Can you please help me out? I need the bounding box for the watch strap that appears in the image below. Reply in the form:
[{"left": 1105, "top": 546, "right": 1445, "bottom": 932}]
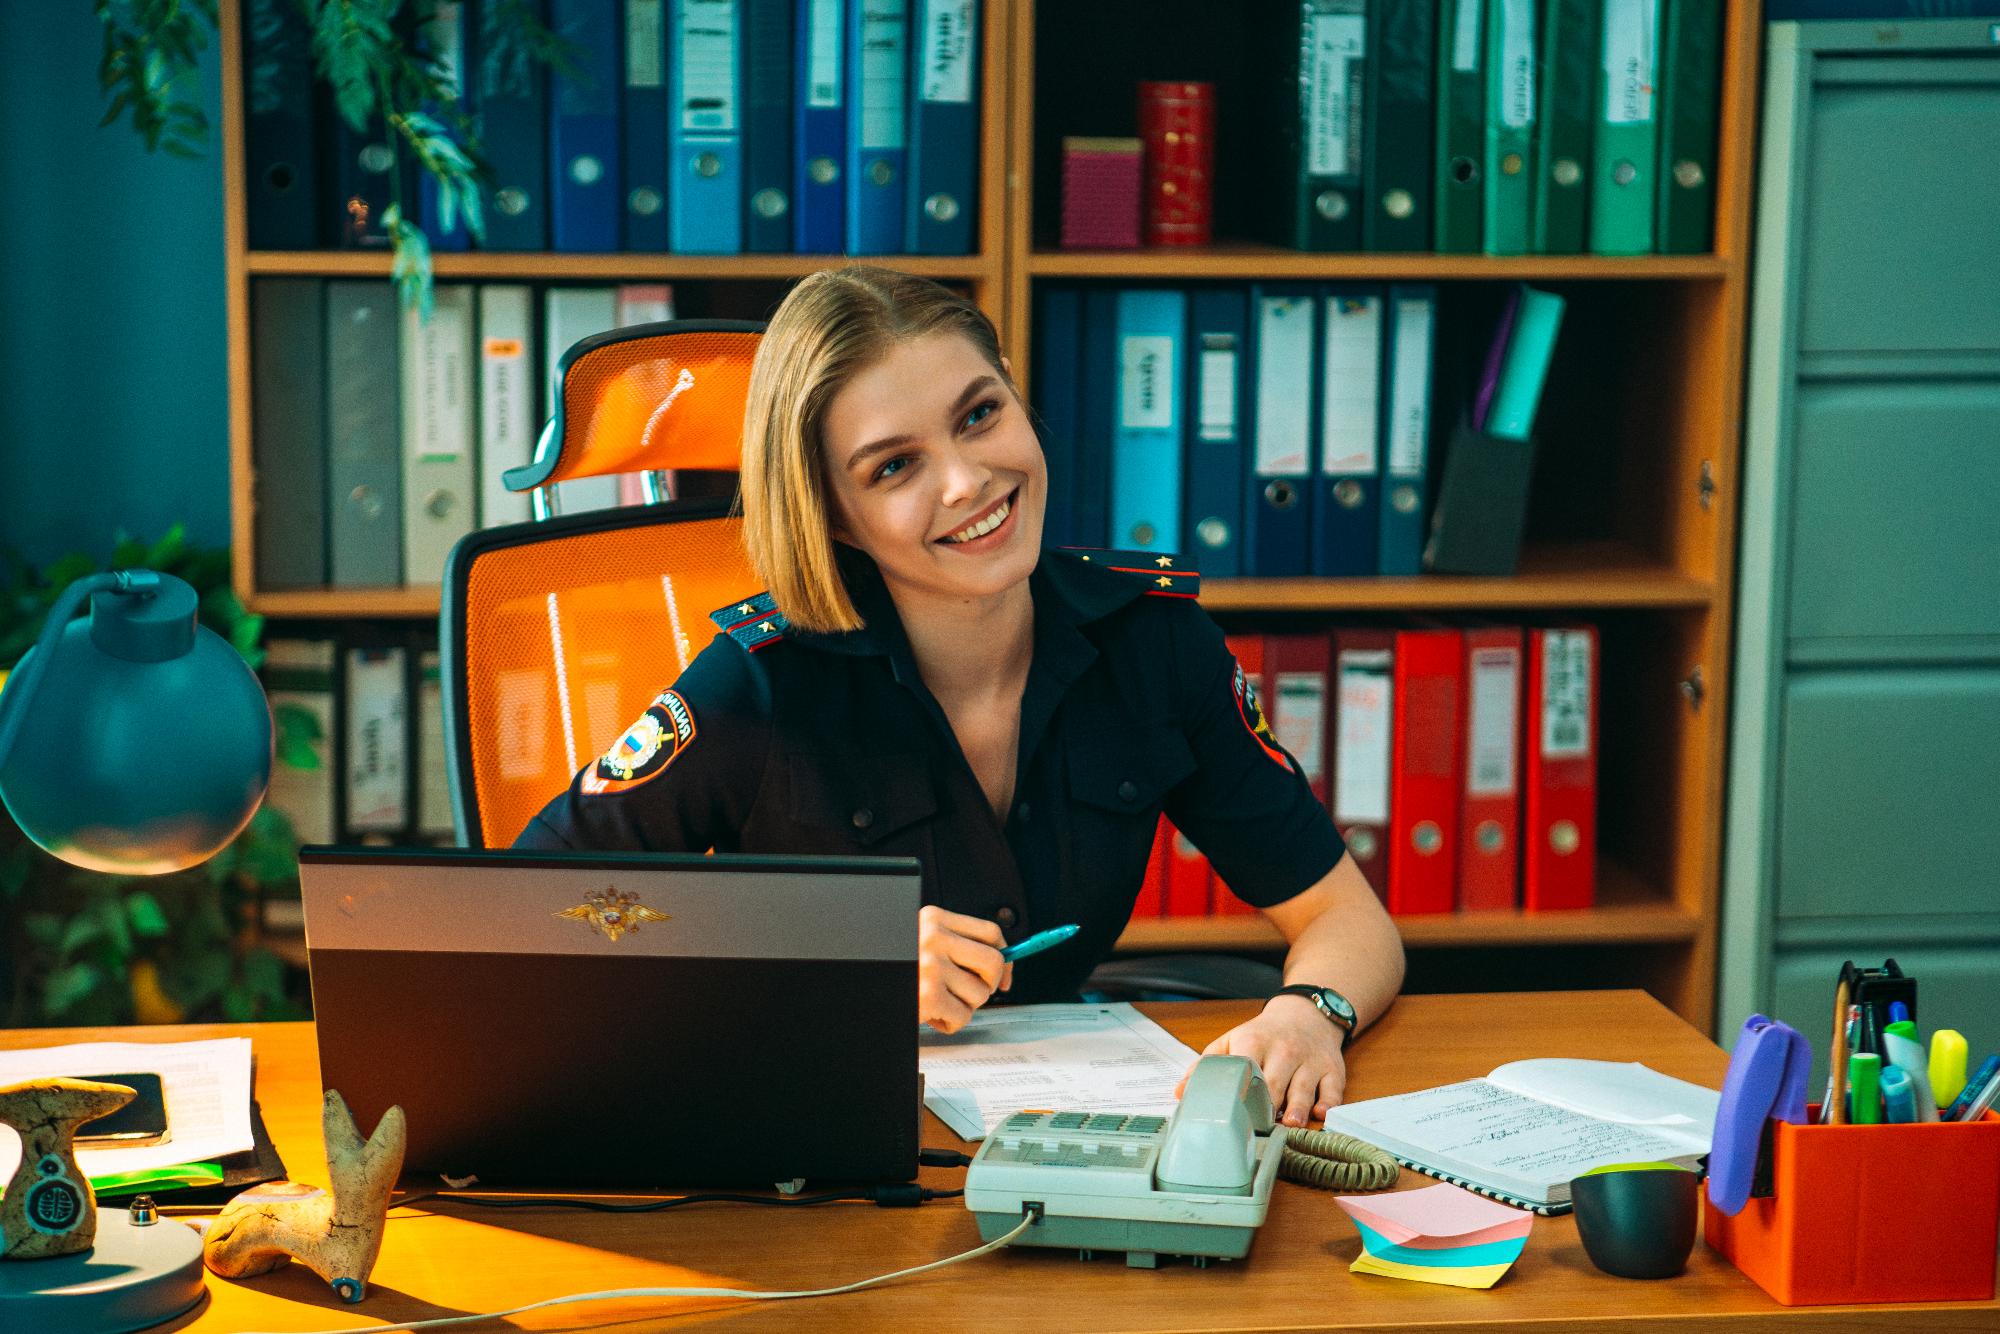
[{"left": 1273, "top": 984, "right": 1358, "bottom": 1048}]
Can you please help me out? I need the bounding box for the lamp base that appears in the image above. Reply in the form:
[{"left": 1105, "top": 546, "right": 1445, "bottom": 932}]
[{"left": 0, "top": 1212, "right": 205, "bottom": 1332}]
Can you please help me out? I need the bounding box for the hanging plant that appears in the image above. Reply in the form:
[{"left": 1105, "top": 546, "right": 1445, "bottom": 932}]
[{"left": 93, "top": 0, "right": 572, "bottom": 312}]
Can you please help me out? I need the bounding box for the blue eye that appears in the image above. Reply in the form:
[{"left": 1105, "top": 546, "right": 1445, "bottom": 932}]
[
  {"left": 874, "top": 455, "right": 909, "bottom": 482},
  {"left": 963, "top": 398, "right": 1000, "bottom": 430}
]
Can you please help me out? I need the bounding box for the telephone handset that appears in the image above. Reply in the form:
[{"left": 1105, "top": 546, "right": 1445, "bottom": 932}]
[{"left": 963, "top": 1055, "right": 1287, "bottom": 1268}]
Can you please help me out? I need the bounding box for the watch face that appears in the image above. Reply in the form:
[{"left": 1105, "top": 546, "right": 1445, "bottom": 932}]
[{"left": 1315, "top": 988, "right": 1357, "bottom": 1025}]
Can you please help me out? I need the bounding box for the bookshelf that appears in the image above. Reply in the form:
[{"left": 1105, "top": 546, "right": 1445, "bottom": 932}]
[
  {"left": 1003, "top": 0, "right": 1762, "bottom": 1033},
  {"left": 220, "top": 0, "right": 1762, "bottom": 1032}
]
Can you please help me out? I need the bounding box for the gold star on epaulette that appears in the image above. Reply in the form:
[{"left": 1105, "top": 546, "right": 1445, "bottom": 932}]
[
  {"left": 1155, "top": 556, "right": 1174, "bottom": 568},
  {"left": 709, "top": 590, "right": 778, "bottom": 633},
  {"left": 1061, "top": 547, "right": 1202, "bottom": 598}
]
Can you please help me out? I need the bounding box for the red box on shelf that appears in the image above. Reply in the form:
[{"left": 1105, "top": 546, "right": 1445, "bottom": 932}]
[
  {"left": 1702, "top": 1106, "right": 2000, "bottom": 1305},
  {"left": 1060, "top": 136, "right": 1143, "bottom": 250},
  {"left": 1138, "top": 81, "right": 1214, "bottom": 247}
]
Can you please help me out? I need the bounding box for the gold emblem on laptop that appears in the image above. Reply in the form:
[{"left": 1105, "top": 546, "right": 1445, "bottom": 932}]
[{"left": 556, "top": 888, "right": 670, "bottom": 942}]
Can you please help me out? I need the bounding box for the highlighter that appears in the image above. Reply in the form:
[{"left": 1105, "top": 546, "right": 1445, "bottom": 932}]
[
  {"left": 1882, "top": 1030, "right": 1940, "bottom": 1121},
  {"left": 1943, "top": 1054, "right": 2000, "bottom": 1122},
  {"left": 1848, "top": 1053, "right": 1883, "bottom": 1125},
  {"left": 1879, "top": 1066, "right": 1917, "bottom": 1124},
  {"left": 1931, "top": 1029, "right": 1970, "bottom": 1108}
]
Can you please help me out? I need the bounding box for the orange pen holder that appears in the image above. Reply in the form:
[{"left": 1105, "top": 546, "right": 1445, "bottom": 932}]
[{"left": 1703, "top": 1105, "right": 2000, "bottom": 1305}]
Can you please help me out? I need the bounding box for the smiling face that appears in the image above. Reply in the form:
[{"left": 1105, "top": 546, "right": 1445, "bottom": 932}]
[{"left": 819, "top": 331, "right": 1047, "bottom": 609}]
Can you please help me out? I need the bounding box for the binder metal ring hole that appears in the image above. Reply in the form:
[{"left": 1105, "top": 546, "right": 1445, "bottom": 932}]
[
  {"left": 753, "top": 188, "right": 790, "bottom": 219},
  {"left": 496, "top": 187, "right": 529, "bottom": 216},
  {"left": 1196, "top": 518, "right": 1229, "bottom": 549},
  {"left": 1314, "top": 190, "right": 1348, "bottom": 221},
  {"left": 1263, "top": 480, "right": 1297, "bottom": 510},
  {"left": 1550, "top": 820, "right": 1581, "bottom": 855},
  {"left": 924, "top": 193, "right": 959, "bottom": 222},
  {"left": 808, "top": 156, "right": 838, "bottom": 185},
  {"left": 1553, "top": 158, "right": 1582, "bottom": 187},
  {"left": 1347, "top": 828, "right": 1378, "bottom": 862},
  {"left": 693, "top": 152, "right": 722, "bottom": 180},
  {"left": 628, "top": 188, "right": 662, "bottom": 217},
  {"left": 572, "top": 155, "right": 604, "bottom": 185},
  {"left": 1413, "top": 822, "right": 1443, "bottom": 856},
  {"left": 1334, "top": 479, "right": 1365, "bottom": 509}
]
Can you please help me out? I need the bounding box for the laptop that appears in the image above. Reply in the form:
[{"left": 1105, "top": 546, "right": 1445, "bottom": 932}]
[{"left": 298, "top": 846, "right": 921, "bottom": 1189}]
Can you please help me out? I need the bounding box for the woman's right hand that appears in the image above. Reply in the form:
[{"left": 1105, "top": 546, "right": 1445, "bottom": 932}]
[{"left": 918, "top": 905, "right": 1014, "bottom": 1034}]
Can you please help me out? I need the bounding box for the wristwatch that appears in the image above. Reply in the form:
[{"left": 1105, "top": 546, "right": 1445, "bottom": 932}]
[{"left": 1271, "top": 984, "right": 1359, "bottom": 1049}]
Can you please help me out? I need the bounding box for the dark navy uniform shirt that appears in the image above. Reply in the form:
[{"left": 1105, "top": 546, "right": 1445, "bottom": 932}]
[{"left": 517, "top": 544, "right": 1347, "bottom": 1003}]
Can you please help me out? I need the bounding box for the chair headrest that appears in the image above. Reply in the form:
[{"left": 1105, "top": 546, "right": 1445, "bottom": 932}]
[{"left": 504, "top": 320, "right": 764, "bottom": 491}]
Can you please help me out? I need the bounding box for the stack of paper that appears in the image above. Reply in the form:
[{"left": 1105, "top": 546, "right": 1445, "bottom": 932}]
[
  {"left": 1334, "top": 1183, "right": 1534, "bottom": 1289},
  {"left": 0, "top": 1038, "right": 255, "bottom": 1194}
]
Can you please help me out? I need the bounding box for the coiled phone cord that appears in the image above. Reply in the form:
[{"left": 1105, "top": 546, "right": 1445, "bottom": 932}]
[{"left": 1277, "top": 1128, "right": 1401, "bottom": 1192}]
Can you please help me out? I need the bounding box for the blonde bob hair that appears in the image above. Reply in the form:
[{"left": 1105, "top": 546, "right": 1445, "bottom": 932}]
[{"left": 740, "top": 265, "right": 1011, "bottom": 634}]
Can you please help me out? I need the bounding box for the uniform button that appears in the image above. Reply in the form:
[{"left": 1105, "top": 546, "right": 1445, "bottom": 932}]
[
  {"left": 1016, "top": 802, "right": 1031, "bottom": 823},
  {"left": 852, "top": 808, "right": 874, "bottom": 831},
  {"left": 996, "top": 906, "right": 1018, "bottom": 928},
  {"left": 1117, "top": 780, "right": 1139, "bottom": 803}
]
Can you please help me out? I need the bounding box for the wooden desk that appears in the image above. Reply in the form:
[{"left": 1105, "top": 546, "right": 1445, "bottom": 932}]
[{"left": 10, "top": 991, "right": 1998, "bottom": 1332}]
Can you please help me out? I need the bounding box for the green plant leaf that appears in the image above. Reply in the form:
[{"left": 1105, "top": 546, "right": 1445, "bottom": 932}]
[
  {"left": 220, "top": 983, "right": 256, "bottom": 1023},
  {"left": 24, "top": 913, "right": 62, "bottom": 949},
  {"left": 60, "top": 911, "right": 102, "bottom": 957},
  {"left": 242, "top": 948, "right": 286, "bottom": 1003},
  {"left": 126, "top": 891, "right": 171, "bottom": 939},
  {"left": 44, "top": 962, "right": 102, "bottom": 1017},
  {"left": 170, "top": 949, "right": 231, "bottom": 1012}
]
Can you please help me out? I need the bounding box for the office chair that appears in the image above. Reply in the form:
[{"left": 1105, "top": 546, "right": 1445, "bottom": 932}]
[
  {"left": 440, "top": 320, "right": 764, "bottom": 848},
  {"left": 438, "top": 316, "right": 1277, "bottom": 1002}
]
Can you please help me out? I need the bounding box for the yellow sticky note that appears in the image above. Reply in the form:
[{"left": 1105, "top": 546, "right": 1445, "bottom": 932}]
[{"left": 1350, "top": 1251, "right": 1514, "bottom": 1290}]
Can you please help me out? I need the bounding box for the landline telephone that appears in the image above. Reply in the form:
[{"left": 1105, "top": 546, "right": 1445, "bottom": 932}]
[{"left": 963, "top": 1055, "right": 1286, "bottom": 1268}]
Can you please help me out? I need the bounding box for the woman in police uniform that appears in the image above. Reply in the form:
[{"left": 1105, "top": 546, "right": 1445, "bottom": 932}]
[{"left": 519, "top": 266, "right": 1405, "bottom": 1127}]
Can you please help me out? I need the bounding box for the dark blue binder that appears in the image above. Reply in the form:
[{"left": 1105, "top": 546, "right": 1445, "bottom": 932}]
[
  {"left": 670, "top": 0, "right": 745, "bottom": 253},
  {"left": 793, "top": 0, "right": 845, "bottom": 252},
  {"left": 1033, "top": 285, "right": 1082, "bottom": 549},
  {"left": 1377, "top": 284, "right": 1436, "bottom": 576},
  {"left": 904, "top": 0, "right": 978, "bottom": 255},
  {"left": 1075, "top": 287, "right": 1120, "bottom": 551},
  {"left": 417, "top": 2, "right": 473, "bottom": 251},
  {"left": 322, "top": 108, "right": 396, "bottom": 248},
  {"left": 744, "top": 0, "right": 795, "bottom": 251},
  {"left": 1310, "top": 286, "right": 1384, "bottom": 578},
  {"left": 1243, "top": 285, "right": 1318, "bottom": 577},
  {"left": 474, "top": 0, "right": 551, "bottom": 251},
  {"left": 622, "top": 0, "right": 672, "bottom": 250},
  {"left": 1184, "top": 287, "right": 1248, "bottom": 579},
  {"left": 844, "top": 0, "right": 908, "bottom": 254},
  {"left": 550, "top": 0, "right": 623, "bottom": 252},
  {"left": 243, "top": 0, "right": 319, "bottom": 250}
]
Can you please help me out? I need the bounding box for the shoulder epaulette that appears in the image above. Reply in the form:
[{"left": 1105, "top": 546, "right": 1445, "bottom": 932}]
[
  {"left": 709, "top": 592, "right": 789, "bottom": 653},
  {"left": 1059, "top": 547, "right": 1201, "bottom": 599}
]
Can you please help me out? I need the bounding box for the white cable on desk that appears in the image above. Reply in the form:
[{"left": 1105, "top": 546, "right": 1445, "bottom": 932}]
[{"left": 238, "top": 1212, "right": 1036, "bottom": 1334}]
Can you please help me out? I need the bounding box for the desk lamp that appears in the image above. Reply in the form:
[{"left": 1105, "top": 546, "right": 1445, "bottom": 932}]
[{"left": 0, "top": 569, "right": 272, "bottom": 1332}]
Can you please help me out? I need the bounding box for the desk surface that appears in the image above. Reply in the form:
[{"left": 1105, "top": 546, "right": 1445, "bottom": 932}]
[{"left": 9, "top": 990, "right": 1998, "bottom": 1333}]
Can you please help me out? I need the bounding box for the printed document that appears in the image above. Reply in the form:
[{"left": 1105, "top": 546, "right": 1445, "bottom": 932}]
[
  {"left": 0, "top": 1038, "right": 255, "bottom": 1180},
  {"left": 919, "top": 1003, "right": 1199, "bottom": 1140}
]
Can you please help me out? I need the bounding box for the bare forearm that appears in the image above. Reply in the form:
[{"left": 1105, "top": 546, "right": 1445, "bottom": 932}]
[{"left": 1270, "top": 854, "right": 1406, "bottom": 1033}]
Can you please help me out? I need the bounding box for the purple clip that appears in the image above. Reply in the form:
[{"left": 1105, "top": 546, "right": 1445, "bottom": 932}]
[{"left": 1707, "top": 1014, "right": 1812, "bottom": 1216}]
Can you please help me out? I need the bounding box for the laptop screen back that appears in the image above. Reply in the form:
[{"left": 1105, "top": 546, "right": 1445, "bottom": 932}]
[{"left": 300, "top": 847, "right": 921, "bottom": 1188}]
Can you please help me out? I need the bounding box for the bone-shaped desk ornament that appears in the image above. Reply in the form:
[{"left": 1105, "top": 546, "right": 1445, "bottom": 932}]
[
  {"left": 200, "top": 1089, "right": 405, "bottom": 1303},
  {"left": 0, "top": 1077, "right": 138, "bottom": 1259}
]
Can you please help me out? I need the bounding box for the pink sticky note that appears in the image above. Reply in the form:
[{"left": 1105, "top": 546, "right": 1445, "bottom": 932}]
[{"left": 1334, "top": 1183, "right": 1533, "bottom": 1246}]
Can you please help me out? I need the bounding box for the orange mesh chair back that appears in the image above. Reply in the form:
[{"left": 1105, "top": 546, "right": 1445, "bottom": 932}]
[{"left": 442, "top": 322, "right": 763, "bottom": 848}]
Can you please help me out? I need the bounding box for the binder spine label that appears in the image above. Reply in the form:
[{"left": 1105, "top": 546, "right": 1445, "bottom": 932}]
[
  {"left": 1119, "top": 335, "right": 1174, "bottom": 431},
  {"left": 1540, "top": 631, "right": 1593, "bottom": 758},
  {"left": 1254, "top": 298, "right": 1312, "bottom": 475},
  {"left": 859, "top": 1, "right": 909, "bottom": 147},
  {"left": 1452, "top": 0, "right": 1481, "bottom": 70},
  {"left": 807, "top": 0, "right": 841, "bottom": 106},
  {"left": 1307, "top": 14, "right": 1366, "bottom": 176},
  {"left": 1498, "top": 0, "right": 1536, "bottom": 129},
  {"left": 1197, "top": 337, "right": 1238, "bottom": 442},
  {"left": 1321, "top": 295, "right": 1381, "bottom": 474},
  {"left": 628, "top": 0, "right": 666, "bottom": 84},
  {"left": 1272, "top": 671, "right": 1328, "bottom": 786},
  {"left": 1335, "top": 651, "right": 1393, "bottom": 824},
  {"left": 1386, "top": 297, "right": 1433, "bottom": 475},
  {"left": 681, "top": 0, "right": 740, "bottom": 130},
  {"left": 919, "top": 0, "right": 974, "bottom": 103},
  {"left": 1603, "top": 0, "right": 1656, "bottom": 126},
  {"left": 1467, "top": 646, "right": 1521, "bottom": 796}
]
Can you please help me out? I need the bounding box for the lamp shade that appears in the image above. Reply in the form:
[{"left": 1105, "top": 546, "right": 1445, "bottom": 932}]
[{"left": 0, "top": 574, "right": 272, "bottom": 874}]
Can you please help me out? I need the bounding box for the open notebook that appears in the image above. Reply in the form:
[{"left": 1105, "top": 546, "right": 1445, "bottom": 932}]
[{"left": 1322, "top": 1059, "right": 1720, "bottom": 1214}]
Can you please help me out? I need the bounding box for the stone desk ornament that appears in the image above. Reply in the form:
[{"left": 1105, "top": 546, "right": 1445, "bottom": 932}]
[
  {"left": 0, "top": 1076, "right": 136, "bottom": 1259},
  {"left": 200, "top": 1089, "right": 406, "bottom": 1303}
]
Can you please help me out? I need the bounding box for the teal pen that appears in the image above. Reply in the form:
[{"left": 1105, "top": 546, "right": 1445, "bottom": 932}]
[{"left": 1000, "top": 923, "right": 1080, "bottom": 963}]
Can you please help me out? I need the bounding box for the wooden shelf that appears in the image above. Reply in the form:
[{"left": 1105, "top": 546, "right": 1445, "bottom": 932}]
[
  {"left": 1200, "top": 543, "right": 1713, "bottom": 613},
  {"left": 1029, "top": 244, "right": 1731, "bottom": 282},
  {"left": 246, "top": 250, "right": 997, "bottom": 281},
  {"left": 249, "top": 542, "right": 1710, "bottom": 619},
  {"left": 1115, "top": 864, "right": 1699, "bottom": 954}
]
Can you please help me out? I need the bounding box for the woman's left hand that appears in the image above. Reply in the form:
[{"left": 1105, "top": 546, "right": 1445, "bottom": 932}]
[{"left": 1178, "top": 994, "right": 1347, "bottom": 1128}]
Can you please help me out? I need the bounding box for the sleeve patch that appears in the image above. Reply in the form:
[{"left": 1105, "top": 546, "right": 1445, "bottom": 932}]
[
  {"left": 581, "top": 689, "right": 697, "bottom": 796},
  {"left": 1233, "top": 662, "right": 1294, "bottom": 773}
]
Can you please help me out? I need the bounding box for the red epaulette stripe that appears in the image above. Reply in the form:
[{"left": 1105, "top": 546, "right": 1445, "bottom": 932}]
[{"left": 1103, "top": 566, "right": 1202, "bottom": 578}]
